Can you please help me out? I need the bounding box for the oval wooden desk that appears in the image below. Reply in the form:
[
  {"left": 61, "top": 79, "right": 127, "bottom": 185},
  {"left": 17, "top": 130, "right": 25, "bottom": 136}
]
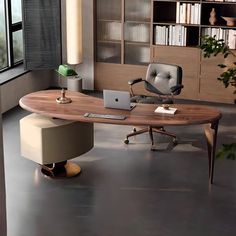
[{"left": 19, "top": 90, "right": 222, "bottom": 184}]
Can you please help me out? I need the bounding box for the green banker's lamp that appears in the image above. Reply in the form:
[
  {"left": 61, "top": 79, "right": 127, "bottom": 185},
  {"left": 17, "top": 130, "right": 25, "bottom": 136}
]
[{"left": 56, "top": 64, "right": 78, "bottom": 104}]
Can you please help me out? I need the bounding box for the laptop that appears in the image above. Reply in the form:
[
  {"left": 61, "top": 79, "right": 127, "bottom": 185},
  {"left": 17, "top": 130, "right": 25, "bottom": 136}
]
[{"left": 103, "top": 90, "right": 136, "bottom": 110}]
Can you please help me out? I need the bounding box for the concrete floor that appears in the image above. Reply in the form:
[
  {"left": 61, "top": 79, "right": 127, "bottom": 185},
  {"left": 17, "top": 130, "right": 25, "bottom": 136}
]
[{"left": 2, "top": 101, "right": 236, "bottom": 236}]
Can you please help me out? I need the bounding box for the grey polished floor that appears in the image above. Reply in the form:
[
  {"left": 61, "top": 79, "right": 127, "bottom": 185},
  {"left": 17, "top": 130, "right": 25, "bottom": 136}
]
[{"left": 3, "top": 102, "right": 236, "bottom": 236}]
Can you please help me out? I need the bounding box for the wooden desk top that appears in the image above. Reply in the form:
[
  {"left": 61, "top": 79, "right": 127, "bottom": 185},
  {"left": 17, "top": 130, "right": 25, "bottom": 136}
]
[{"left": 19, "top": 90, "right": 222, "bottom": 126}]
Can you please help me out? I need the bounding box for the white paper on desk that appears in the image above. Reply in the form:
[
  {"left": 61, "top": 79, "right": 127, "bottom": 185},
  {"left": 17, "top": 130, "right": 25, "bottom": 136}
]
[{"left": 154, "top": 106, "right": 177, "bottom": 115}]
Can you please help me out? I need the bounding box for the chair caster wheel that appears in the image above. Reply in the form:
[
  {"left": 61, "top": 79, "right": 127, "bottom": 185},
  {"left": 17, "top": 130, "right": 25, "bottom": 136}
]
[
  {"left": 173, "top": 138, "right": 178, "bottom": 145},
  {"left": 133, "top": 128, "right": 136, "bottom": 132},
  {"left": 124, "top": 139, "right": 129, "bottom": 144}
]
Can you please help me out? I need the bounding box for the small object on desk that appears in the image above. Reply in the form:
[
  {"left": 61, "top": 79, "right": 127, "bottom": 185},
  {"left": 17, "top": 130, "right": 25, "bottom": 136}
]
[
  {"left": 155, "top": 106, "right": 177, "bottom": 115},
  {"left": 162, "top": 104, "right": 170, "bottom": 110},
  {"left": 84, "top": 113, "right": 126, "bottom": 120}
]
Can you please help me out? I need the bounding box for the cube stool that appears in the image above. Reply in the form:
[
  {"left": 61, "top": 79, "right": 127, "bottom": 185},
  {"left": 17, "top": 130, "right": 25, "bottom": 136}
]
[{"left": 20, "top": 113, "right": 94, "bottom": 177}]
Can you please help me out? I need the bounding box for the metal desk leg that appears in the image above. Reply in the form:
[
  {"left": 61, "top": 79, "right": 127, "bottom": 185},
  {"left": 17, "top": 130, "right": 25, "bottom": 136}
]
[{"left": 204, "top": 120, "right": 219, "bottom": 184}]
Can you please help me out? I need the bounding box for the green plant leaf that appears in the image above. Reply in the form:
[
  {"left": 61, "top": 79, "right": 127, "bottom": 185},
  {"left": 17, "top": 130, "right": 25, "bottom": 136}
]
[
  {"left": 216, "top": 143, "right": 236, "bottom": 160},
  {"left": 218, "top": 64, "right": 227, "bottom": 68},
  {"left": 200, "top": 36, "right": 236, "bottom": 159}
]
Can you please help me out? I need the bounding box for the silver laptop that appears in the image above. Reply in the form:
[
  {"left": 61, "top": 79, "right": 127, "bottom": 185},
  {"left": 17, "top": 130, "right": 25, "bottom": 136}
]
[{"left": 103, "top": 90, "right": 136, "bottom": 110}]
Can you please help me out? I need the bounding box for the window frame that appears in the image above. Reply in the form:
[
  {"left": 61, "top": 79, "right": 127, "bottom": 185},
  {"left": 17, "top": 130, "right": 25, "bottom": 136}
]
[{"left": 1, "top": 0, "right": 23, "bottom": 72}]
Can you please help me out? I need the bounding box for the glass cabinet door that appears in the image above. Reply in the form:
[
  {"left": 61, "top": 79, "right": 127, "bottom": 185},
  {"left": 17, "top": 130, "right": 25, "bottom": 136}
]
[
  {"left": 124, "top": 0, "right": 151, "bottom": 65},
  {"left": 125, "top": 0, "right": 151, "bottom": 22},
  {"left": 96, "top": 0, "right": 122, "bottom": 63},
  {"left": 95, "top": 0, "right": 151, "bottom": 65}
]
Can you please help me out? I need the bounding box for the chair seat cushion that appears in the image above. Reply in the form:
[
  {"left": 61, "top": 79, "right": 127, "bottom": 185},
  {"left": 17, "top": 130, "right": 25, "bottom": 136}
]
[
  {"left": 131, "top": 95, "right": 174, "bottom": 104},
  {"left": 131, "top": 95, "right": 162, "bottom": 104}
]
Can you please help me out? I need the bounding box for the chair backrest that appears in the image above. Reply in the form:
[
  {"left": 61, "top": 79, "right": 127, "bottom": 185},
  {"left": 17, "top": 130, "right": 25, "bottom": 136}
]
[{"left": 145, "top": 63, "right": 183, "bottom": 96}]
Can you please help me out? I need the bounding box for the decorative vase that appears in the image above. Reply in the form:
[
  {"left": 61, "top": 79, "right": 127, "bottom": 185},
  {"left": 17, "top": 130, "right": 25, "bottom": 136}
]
[{"left": 209, "top": 8, "right": 216, "bottom": 25}]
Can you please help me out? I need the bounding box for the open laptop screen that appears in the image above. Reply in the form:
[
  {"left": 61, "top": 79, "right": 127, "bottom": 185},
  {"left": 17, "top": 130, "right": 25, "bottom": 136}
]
[{"left": 103, "top": 90, "right": 135, "bottom": 110}]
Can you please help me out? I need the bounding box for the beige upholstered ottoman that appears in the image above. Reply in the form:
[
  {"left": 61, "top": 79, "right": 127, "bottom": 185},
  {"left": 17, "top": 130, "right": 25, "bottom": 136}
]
[{"left": 20, "top": 113, "right": 94, "bottom": 177}]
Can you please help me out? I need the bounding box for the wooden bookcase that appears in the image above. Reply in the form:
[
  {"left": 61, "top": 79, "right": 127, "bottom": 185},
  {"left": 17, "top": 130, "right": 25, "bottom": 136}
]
[{"left": 94, "top": 0, "right": 236, "bottom": 103}]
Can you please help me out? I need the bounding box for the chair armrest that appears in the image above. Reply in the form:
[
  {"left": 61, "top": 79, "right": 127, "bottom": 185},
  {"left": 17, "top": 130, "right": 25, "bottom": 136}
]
[
  {"left": 128, "top": 78, "right": 144, "bottom": 86},
  {"left": 170, "top": 84, "right": 184, "bottom": 93}
]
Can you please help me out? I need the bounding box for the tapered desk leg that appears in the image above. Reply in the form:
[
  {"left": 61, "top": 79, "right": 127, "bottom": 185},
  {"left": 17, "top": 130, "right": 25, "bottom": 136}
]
[{"left": 204, "top": 120, "right": 219, "bottom": 184}]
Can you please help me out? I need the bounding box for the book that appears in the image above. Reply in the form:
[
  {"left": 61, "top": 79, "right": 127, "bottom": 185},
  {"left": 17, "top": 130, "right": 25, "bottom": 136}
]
[
  {"left": 154, "top": 106, "right": 177, "bottom": 115},
  {"left": 228, "top": 29, "right": 236, "bottom": 49},
  {"left": 176, "top": 2, "right": 180, "bottom": 23}
]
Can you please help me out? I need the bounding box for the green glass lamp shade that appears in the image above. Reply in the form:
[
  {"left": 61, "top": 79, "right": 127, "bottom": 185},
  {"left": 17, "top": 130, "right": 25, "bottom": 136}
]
[{"left": 56, "top": 64, "right": 78, "bottom": 77}]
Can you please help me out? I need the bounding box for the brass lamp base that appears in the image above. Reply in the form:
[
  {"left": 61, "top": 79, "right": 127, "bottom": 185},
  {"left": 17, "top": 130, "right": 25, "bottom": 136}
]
[
  {"left": 56, "top": 88, "right": 72, "bottom": 104},
  {"left": 56, "top": 96, "right": 72, "bottom": 104},
  {"left": 41, "top": 161, "right": 81, "bottom": 178}
]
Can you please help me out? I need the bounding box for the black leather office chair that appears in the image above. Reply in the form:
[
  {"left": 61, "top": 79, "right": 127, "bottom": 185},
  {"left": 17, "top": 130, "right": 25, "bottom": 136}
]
[{"left": 124, "top": 62, "right": 183, "bottom": 150}]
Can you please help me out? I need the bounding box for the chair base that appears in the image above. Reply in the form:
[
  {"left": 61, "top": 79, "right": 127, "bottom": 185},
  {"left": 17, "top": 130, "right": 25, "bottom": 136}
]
[
  {"left": 124, "top": 126, "right": 177, "bottom": 150},
  {"left": 41, "top": 161, "right": 81, "bottom": 178}
]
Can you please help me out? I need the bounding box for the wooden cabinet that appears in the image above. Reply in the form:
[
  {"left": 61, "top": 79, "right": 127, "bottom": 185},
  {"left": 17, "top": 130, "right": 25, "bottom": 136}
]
[
  {"left": 199, "top": 52, "right": 236, "bottom": 103},
  {"left": 94, "top": 0, "right": 236, "bottom": 104},
  {"left": 95, "top": 0, "right": 151, "bottom": 94},
  {"left": 151, "top": 0, "right": 236, "bottom": 103},
  {"left": 95, "top": 63, "right": 147, "bottom": 92}
]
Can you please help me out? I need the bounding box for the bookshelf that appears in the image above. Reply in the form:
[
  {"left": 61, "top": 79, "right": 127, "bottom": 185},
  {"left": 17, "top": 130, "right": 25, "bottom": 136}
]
[
  {"left": 95, "top": 0, "right": 236, "bottom": 103},
  {"left": 151, "top": 0, "right": 236, "bottom": 103}
]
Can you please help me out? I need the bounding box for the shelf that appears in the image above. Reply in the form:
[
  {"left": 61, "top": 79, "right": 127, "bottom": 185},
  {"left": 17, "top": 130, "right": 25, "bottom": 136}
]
[
  {"left": 125, "top": 20, "right": 151, "bottom": 24},
  {"left": 153, "top": 0, "right": 200, "bottom": 2},
  {"left": 153, "top": 22, "right": 200, "bottom": 27},
  {"left": 202, "top": 1, "right": 236, "bottom": 5},
  {"left": 97, "top": 40, "right": 121, "bottom": 44},
  {"left": 201, "top": 2, "right": 236, "bottom": 25},
  {"left": 152, "top": 44, "right": 197, "bottom": 49},
  {"left": 153, "top": 24, "right": 200, "bottom": 46},
  {"left": 201, "top": 24, "right": 236, "bottom": 29},
  {"left": 125, "top": 41, "right": 150, "bottom": 46},
  {"left": 97, "top": 19, "right": 121, "bottom": 23}
]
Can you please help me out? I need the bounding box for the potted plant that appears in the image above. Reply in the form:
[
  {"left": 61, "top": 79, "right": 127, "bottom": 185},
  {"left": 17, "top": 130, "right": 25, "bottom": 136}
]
[{"left": 200, "top": 35, "right": 236, "bottom": 159}]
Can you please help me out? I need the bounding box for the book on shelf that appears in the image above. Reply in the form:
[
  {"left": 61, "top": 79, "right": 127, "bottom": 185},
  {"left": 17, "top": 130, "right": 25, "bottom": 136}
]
[
  {"left": 155, "top": 25, "right": 186, "bottom": 46},
  {"left": 177, "top": 3, "right": 200, "bottom": 25},
  {"left": 228, "top": 30, "right": 236, "bottom": 50},
  {"left": 186, "top": 3, "right": 191, "bottom": 24},
  {"left": 190, "top": 4, "right": 194, "bottom": 24},
  {"left": 202, "top": 28, "right": 236, "bottom": 49},
  {"left": 198, "top": 4, "right": 201, "bottom": 25},
  {"left": 176, "top": 2, "right": 180, "bottom": 24},
  {"left": 155, "top": 25, "right": 169, "bottom": 45}
]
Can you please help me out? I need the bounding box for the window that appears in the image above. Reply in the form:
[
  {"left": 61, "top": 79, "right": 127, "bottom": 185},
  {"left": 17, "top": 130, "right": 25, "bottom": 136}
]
[{"left": 0, "top": 0, "right": 23, "bottom": 71}]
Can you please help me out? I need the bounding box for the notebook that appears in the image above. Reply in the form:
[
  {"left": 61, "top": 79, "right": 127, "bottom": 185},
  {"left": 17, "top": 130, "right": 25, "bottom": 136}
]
[
  {"left": 103, "top": 90, "right": 136, "bottom": 110},
  {"left": 155, "top": 106, "right": 177, "bottom": 115}
]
